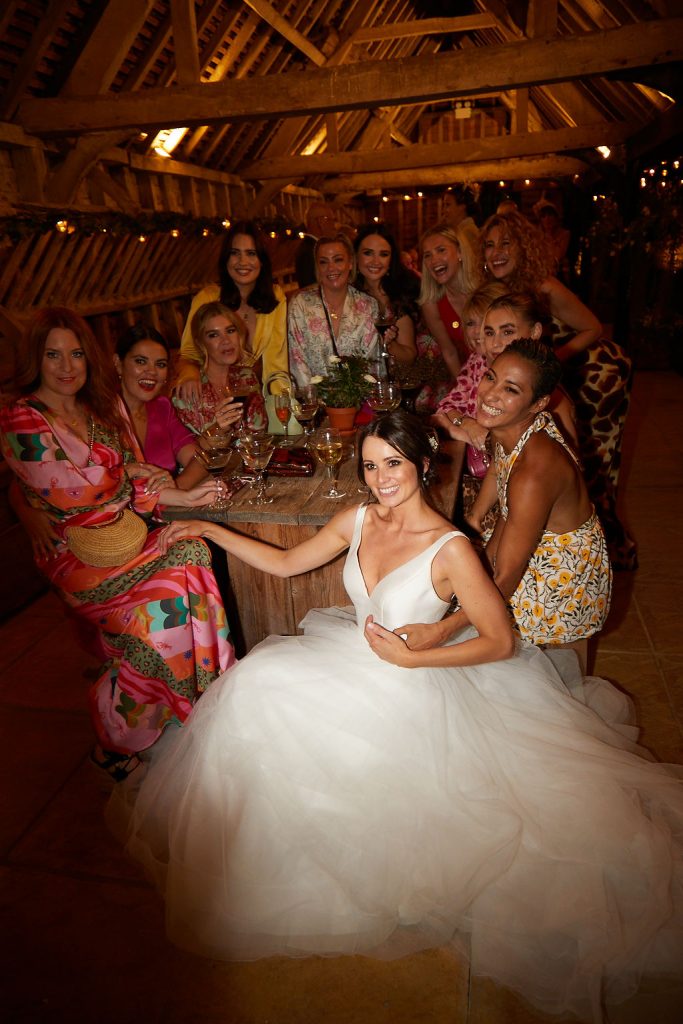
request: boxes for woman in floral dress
[0,308,234,780]
[288,233,378,384]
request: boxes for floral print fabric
[495,412,612,644]
[288,285,379,384]
[0,398,234,754]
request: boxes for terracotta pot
[325,406,358,433]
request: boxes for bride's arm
[365,535,515,668]
[157,505,357,578]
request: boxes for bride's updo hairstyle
[357,409,439,492]
[501,338,562,401]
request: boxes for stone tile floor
[1,372,681,1023]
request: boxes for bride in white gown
[111,409,683,1023]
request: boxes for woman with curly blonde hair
[418,222,483,379]
[481,212,636,569]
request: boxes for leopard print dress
[549,321,636,569]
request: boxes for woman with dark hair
[177,220,288,394]
[288,232,378,383]
[114,323,205,489]
[481,211,636,568]
[353,222,418,365]
[0,308,234,780]
[112,406,683,1022]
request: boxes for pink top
[436,353,489,479]
[143,396,195,472]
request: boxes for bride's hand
[157,519,207,554]
[364,616,414,667]
[395,620,452,651]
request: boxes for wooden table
[166,440,464,652]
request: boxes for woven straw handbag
[65,508,147,567]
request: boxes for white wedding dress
[113,506,683,1021]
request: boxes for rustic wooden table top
[164,439,464,527]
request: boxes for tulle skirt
[109,610,683,1021]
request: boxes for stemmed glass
[313,426,346,499]
[273,392,293,447]
[292,384,319,447]
[239,431,275,506]
[367,380,402,414]
[374,310,396,373]
[198,424,235,511]
[226,366,258,428]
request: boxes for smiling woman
[175,221,288,396]
[114,324,202,489]
[288,232,379,385]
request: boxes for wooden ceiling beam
[322,155,590,192]
[18,18,682,136]
[62,0,156,96]
[526,0,559,37]
[349,13,500,43]
[243,0,326,66]
[241,122,632,179]
[1,0,73,120]
[170,0,200,86]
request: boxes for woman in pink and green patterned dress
[0,308,235,780]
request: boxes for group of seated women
[1,196,637,775]
[4,224,682,1019]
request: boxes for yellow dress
[495,412,612,644]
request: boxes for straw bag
[65,508,147,567]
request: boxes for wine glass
[367,380,402,415]
[292,385,319,446]
[198,425,235,511]
[313,426,346,499]
[273,392,293,447]
[239,431,275,506]
[374,310,396,372]
[225,366,258,428]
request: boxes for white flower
[328,355,341,364]
[363,374,377,384]
[309,375,324,384]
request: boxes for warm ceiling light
[151,127,188,157]
[596,146,611,159]
[499,180,505,187]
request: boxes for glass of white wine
[367,380,402,415]
[292,384,319,447]
[313,426,346,499]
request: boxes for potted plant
[311,355,376,431]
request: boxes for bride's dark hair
[357,409,438,492]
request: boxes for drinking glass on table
[292,384,319,446]
[367,380,402,415]
[239,431,275,506]
[273,391,293,447]
[226,366,259,428]
[198,424,235,510]
[313,426,346,499]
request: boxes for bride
[112,409,683,1022]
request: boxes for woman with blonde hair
[175,221,288,399]
[418,222,483,378]
[173,301,265,435]
[482,211,635,568]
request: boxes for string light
[499,180,505,187]
[524,179,531,186]
[138,234,147,242]
[202,228,209,237]
[382,196,389,203]
[222,219,231,229]
[171,229,180,238]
